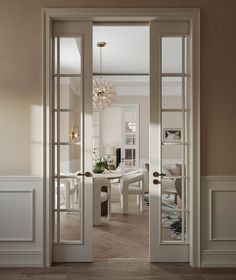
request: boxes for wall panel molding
[202,249,236,268]
[201,176,236,267]
[0,189,35,242]
[209,189,236,241]
[0,250,43,267]
[0,176,43,267]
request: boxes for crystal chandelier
[93,42,117,110]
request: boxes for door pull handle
[77,171,93,177]
[153,179,161,185]
[153,172,166,177]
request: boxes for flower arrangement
[93,157,108,173]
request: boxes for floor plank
[93,184,149,259]
[1,260,236,280]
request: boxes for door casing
[43,7,200,267]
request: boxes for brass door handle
[153,172,166,177]
[153,179,161,185]
[77,171,93,177]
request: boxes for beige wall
[0,0,236,176]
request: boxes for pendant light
[93,42,117,110]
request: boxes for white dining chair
[118,169,148,214]
[93,178,111,225]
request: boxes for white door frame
[43,8,200,267]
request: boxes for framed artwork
[163,128,182,143]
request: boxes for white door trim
[42,8,200,267]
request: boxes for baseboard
[0,250,44,267]
[201,250,236,267]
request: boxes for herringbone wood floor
[93,184,149,259]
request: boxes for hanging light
[93,42,117,110]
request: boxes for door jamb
[42,7,200,267]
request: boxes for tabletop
[93,171,122,180]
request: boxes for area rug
[144,194,183,240]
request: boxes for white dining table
[92,171,122,181]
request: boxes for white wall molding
[0,250,43,267]
[0,176,44,267]
[0,189,35,242]
[0,176,42,181]
[201,176,236,267]
[201,176,236,182]
[209,189,236,241]
[201,250,236,268]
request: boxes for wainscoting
[0,176,43,267]
[201,176,236,267]
[0,175,235,267]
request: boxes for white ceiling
[59,26,182,96]
[93,26,149,74]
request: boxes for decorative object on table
[104,146,115,165]
[71,125,79,142]
[163,128,182,143]
[93,41,117,110]
[116,147,121,168]
[93,157,108,173]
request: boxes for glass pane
[162,77,182,109]
[124,112,136,133]
[58,178,81,210]
[53,37,58,75]
[162,112,183,142]
[162,211,182,241]
[184,211,189,242]
[60,37,81,74]
[93,137,99,149]
[60,211,81,241]
[124,133,136,145]
[53,146,58,176]
[60,145,81,174]
[162,145,183,176]
[93,111,100,124]
[124,149,136,167]
[185,76,190,109]
[162,37,182,73]
[52,77,58,109]
[54,211,57,242]
[54,77,82,110]
[161,190,178,211]
[93,125,99,137]
[93,148,100,158]
[55,111,81,143]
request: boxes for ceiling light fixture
[93,42,116,110]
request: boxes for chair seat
[128,184,143,194]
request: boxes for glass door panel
[122,108,139,170]
[161,77,182,109]
[52,36,83,243]
[54,77,82,110]
[162,37,182,73]
[59,37,82,75]
[60,212,82,241]
[160,35,189,245]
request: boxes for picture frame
[163,128,182,143]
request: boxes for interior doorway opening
[44,9,200,266]
[92,24,150,259]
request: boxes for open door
[149,21,192,262]
[51,21,93,262]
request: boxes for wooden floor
[93,184,149,259]
[1,260,236,280]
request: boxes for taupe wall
[0,0,236,176]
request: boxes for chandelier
[93,42,117,110]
